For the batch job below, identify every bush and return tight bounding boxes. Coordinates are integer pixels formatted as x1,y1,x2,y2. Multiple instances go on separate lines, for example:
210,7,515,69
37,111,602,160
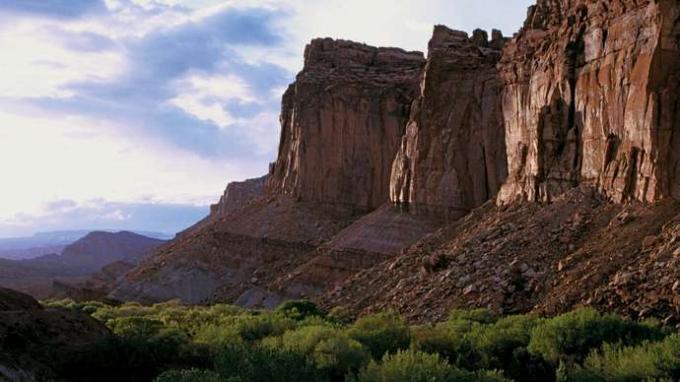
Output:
214,343,319,382
194,324,243,349
449,309,497,325
276,300,325,321
347,312,411,359
528,308,663,364
154,369,220,382
350,350,508,382
236,314,297,342
313,336,370,380
581,333,680,381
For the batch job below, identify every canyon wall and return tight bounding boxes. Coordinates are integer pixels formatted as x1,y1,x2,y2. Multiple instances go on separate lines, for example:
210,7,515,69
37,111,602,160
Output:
266,38,425,211
498,0,680,204
390,26,508,215
210,176,266,217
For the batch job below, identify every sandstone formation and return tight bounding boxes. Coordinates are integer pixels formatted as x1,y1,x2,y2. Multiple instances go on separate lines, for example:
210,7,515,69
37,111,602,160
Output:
113,38,426,305
112,0,680,323
210,175,266,216
498,0,680,204
267,38,425,211
390,26,508,215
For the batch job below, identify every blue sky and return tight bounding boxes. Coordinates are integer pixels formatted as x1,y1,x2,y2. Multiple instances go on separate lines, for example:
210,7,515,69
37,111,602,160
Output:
0,0,532,238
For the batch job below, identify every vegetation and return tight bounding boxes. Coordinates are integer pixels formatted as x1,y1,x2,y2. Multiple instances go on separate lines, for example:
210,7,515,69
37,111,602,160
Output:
38,299,680,382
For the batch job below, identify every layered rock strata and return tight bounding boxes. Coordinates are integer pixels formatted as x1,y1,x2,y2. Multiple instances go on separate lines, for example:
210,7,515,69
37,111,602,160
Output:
390,26,508,215
498,0,680,204
266,38,425,211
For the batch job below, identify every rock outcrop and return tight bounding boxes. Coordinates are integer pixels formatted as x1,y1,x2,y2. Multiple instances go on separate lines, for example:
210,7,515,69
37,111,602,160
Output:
267,38,425,211
390,26,508,215
498,0,680,204
210,175,266,216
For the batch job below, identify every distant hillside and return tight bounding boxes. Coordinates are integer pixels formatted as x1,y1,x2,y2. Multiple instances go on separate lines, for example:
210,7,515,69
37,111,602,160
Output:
0,230,172,260
0,231,166,298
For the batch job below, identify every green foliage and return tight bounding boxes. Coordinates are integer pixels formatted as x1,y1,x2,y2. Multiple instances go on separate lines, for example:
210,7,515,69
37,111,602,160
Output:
34,300,680,382
528,308,663,364
276,300,325,321
154,369,221,382
350,350,509,382
449,308,497,324
347,312,411,359
581,333,680,381
214,343,320,382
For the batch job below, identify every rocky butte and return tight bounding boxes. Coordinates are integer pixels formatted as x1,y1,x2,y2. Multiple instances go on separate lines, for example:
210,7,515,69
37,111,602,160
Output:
113,0,680,323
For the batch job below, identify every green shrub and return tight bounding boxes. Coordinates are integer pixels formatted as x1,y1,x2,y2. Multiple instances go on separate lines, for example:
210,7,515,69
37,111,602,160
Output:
236,314,297,342
194,324,243,348
347,312,411,359
350,350,507,382
214,343,319,382
276,300,325,321
528,308,663,364
313,336,370,380
449,309,497,324
154,368,220,382
581,333,680,381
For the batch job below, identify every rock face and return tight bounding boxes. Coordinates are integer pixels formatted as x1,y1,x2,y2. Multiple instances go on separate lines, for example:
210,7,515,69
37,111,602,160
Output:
211,176,267,216
390,26,508,215
498,0,680,204
267,38,425,211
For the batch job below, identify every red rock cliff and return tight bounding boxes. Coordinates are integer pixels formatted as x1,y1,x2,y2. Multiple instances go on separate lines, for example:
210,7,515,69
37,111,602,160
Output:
390,26,508,215
266,38,425,211
498,0,680,204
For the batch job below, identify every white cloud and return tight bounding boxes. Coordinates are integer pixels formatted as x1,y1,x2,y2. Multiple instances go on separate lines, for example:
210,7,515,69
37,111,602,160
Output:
169,72,258,128
0,110,260,221
0,21,126,98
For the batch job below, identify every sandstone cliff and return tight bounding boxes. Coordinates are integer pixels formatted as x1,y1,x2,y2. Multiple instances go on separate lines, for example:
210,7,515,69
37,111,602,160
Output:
390,26,508,215
266,39,425,211
498,0,680,204
210,175,266,216
113,38,426,305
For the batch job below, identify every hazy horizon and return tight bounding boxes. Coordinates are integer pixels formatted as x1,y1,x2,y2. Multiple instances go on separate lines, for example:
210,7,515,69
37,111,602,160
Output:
0,0,532,238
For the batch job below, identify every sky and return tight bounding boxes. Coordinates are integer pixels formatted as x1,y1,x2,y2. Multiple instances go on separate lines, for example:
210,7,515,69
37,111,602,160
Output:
0,0,533,238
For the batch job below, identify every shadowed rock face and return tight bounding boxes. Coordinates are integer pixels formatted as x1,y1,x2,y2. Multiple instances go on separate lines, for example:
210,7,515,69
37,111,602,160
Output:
210,176,267,217
498,0,680,204
390,26,508,216
266,38,425,211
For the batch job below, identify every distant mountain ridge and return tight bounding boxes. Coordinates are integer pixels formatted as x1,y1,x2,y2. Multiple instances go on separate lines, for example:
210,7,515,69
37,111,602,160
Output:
0,229,173,260
0,231,166,298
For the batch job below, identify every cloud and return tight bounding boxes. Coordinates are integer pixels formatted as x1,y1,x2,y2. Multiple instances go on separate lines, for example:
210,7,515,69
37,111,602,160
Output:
0,0,106,19
169,72,258,128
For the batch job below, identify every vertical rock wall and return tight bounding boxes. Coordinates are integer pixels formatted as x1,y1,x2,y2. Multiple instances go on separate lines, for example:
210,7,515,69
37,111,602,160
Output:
266,39,425,211
498,0,680,204
389,26,508,214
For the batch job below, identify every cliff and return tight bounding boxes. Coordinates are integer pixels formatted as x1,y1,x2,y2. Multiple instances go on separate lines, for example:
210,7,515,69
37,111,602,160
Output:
113,1,680,321
498,0,680,204
210,175,266,216
390,26,508,215
112,38,426,305
266,39,425,211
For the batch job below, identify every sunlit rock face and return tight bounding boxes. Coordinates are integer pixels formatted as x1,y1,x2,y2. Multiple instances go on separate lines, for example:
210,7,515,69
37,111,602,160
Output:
266,38,425,211
498,0,680,204
389,26,508,216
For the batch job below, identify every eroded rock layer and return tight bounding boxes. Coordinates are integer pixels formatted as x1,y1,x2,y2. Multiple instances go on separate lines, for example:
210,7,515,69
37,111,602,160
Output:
266,38,425,211
498,0,680,204
390,26,508,215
